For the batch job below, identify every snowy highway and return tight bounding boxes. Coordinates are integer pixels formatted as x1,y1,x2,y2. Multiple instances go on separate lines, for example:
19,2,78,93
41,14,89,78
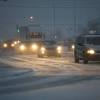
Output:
0,51,100,75
0,50,100,98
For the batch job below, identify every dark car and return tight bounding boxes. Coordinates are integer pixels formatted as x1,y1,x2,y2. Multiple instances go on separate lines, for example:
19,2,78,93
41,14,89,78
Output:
16,40,42,54
37,41,63,57
74,34,100,64
2,40,17,50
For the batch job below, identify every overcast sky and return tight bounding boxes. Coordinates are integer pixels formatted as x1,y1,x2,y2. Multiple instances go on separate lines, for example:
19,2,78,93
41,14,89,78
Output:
0,0,100,39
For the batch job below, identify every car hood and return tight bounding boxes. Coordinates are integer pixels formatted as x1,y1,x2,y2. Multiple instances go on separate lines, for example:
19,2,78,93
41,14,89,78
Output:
85,44,100,51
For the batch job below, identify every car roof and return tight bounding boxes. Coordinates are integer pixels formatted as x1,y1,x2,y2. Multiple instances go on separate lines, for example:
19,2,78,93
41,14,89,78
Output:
85,34,100,37
77,33,100,38
21,40,42,43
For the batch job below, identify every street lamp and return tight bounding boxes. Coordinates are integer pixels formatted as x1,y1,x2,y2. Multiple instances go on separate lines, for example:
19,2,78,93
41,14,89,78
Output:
29,16,34,20
53,0,55,35
24,16,35,25
73,0,76,36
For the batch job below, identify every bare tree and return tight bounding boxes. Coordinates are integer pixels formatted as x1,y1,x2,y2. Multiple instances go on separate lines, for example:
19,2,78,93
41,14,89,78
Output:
88,17,100,33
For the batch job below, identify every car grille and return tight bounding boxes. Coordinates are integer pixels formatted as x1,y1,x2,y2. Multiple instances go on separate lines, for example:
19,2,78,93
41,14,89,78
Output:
96,50,100,53
46,47,55,50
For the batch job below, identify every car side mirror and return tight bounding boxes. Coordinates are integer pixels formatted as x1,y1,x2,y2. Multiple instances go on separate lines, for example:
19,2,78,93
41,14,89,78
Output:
77,43,84,46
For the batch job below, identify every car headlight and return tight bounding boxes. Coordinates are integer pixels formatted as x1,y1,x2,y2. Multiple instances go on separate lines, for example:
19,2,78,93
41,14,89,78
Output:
41,47,46,51
3,43,8,48
71,44,75,50
87,49,95,55
14,41,17,45
40,47,46,54
57,46,62,53
19,44,26,51
17,40,21,44
31,44,38,51
11,43,15,47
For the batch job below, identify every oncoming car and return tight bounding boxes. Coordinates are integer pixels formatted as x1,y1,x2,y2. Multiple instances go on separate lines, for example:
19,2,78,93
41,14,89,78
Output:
37,41,63,57
74,34,100,64
16,40,41,54
2,40,18,50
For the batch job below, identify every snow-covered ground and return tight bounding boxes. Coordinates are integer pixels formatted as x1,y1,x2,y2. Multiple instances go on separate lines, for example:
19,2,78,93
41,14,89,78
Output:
0,63,100,99
0,48,100,99
0,52,100,75
0,80,100,100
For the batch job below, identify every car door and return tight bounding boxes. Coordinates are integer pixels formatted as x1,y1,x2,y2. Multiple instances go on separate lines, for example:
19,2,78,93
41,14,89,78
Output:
76,36,85,58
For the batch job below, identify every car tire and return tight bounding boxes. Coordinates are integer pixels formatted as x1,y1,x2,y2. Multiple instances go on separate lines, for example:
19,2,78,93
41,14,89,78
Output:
75,56,79,63
56,54,61,57
83,51,88,64
38,54,43,58
74,51,79,63
83,59,88,64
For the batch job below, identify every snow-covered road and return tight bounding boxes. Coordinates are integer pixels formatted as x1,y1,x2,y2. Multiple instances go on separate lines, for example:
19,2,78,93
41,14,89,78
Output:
0,51,100,96
0,52,100,75
1,80,100,100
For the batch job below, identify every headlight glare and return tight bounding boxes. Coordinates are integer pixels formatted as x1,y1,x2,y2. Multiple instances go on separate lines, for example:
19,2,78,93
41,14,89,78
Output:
40,47,46,54
71,45,75,50
11,43,15,47
57,46,62,51
57,46,62,53
3,43,8,48
14,41,17,45
19,44,26,51
32,44,38,50
87,49,95,55
41,47,46,51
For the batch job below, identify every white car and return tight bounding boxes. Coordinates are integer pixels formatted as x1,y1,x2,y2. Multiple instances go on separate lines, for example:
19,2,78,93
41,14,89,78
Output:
74,34,100,64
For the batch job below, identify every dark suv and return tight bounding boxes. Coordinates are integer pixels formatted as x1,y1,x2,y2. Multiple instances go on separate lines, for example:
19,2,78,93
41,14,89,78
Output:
37,41,63,57
74,34,100,64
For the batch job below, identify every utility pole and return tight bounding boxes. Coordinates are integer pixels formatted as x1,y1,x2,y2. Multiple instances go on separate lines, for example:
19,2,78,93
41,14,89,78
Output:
51,0,55,39
73,0,76,36
53,0,55,36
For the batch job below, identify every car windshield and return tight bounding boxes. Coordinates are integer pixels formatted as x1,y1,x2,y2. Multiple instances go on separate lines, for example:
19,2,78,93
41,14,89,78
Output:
21,41,41,44
43,41,57,45
86,37,100,45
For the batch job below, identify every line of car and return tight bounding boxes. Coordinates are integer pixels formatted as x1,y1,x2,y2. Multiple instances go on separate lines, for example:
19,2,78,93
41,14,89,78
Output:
1,33,100,64
16,40,63,58
0,40,20,50
0,40,63,58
